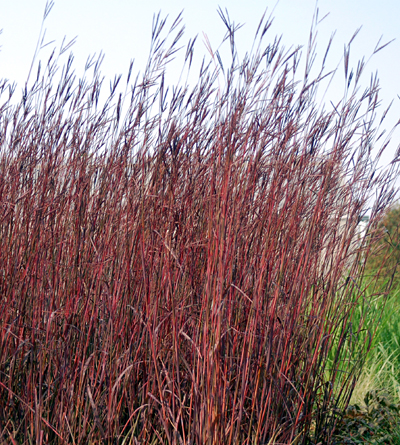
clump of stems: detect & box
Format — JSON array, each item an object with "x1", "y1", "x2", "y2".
[{"x1": 0, "y1": 6, "x2": 398, "y2": 445}]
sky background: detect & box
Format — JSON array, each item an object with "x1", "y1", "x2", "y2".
[{"x1": 0, "y1": 0, "x2": 399, "y2": 164}]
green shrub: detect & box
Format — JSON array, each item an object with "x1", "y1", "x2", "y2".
[
  {"x1": 334, "y1": 390, "x2": 400, "y2": 444},
  {"x1": 365, "y1": 204, "x2": 400, "y2": 290}
]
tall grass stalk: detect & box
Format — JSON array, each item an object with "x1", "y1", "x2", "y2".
[{"x1": 0, "y1": 6, "x2": 398, "y2": 444}]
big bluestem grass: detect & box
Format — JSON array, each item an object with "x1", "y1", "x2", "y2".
[{"x1": 0, "y1": 7, "x2": 398, "y2": 445}]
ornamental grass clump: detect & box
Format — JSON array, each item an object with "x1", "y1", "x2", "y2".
[{"x1": 0, "y1": 5, "x2": 398, "y2": 444}]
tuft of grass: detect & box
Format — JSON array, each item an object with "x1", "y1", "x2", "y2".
[
  {"x1": 332, "y1": 263, "x2": 400, "y2": 443},
  {"x1": 349, "y1": 285, "x2": 400, "y2": 406},
  {"x1": 0, "y1": 4, "x2": 398, "y2": 444}
]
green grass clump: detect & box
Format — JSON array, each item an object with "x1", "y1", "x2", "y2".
[
  {"x1": 350, "y1": 288, "x2": 400, "y2": 406},
  {"x1": 348, "y1": 205, "x2": 400, "y2": 409},
  {"x1": 332, "y1": 213, "x2": 400, "y2": 444}
]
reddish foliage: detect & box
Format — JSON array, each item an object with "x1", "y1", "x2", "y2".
[{"x1": 0, "y1": 8, "x2": 398, "y2": 445}]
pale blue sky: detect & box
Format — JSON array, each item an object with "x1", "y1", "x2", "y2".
[{"x1": 1, "y1": 0, "x2": 399, "y2": 161}]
